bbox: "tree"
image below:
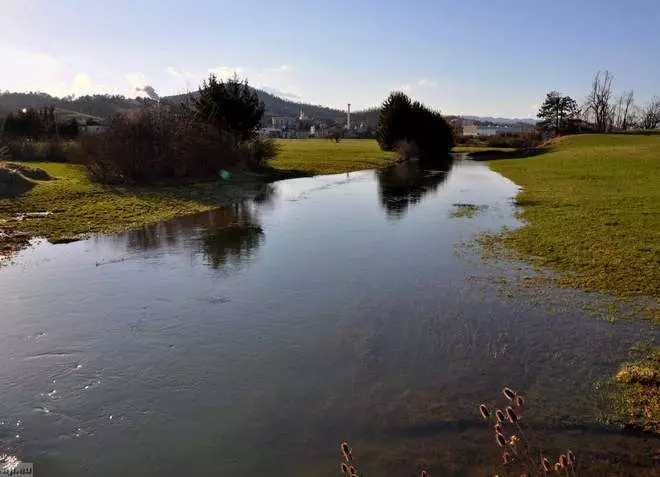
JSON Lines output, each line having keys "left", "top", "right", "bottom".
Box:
{"left": 584, "top": 70, "right": 615, "bottom": 132}
{"left": 537, "top": 91, "right": 579, "bottom": 134}
{"left": 194, "top": 74, "right": 265, "bottom": 140}
{"left": 376, "top": 92, "right": 453, "bottom": 160}
{"left": 614, "top": 91, "right": 635, "bottom": 131}
{"left": 376, "top": 92, "right": 413, "bottom": 151}
{"left": 638, "top": 96, "right": 660, "bottom": 129}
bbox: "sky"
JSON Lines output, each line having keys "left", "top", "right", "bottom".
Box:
{"left": 1, "top": 0, "right": 659, "bottom": 117}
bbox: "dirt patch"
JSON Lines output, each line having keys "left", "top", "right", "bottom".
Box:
{"left": 0, "top": 165, "right": 36, "bottom": 198}
{"left": 4, "top": 163, "right": 52, "bottom": 181}
{"left": 0, "top": 229, "right": 32, "bottom": 262}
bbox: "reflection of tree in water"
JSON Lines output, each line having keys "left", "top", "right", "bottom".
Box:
{"left": 116, "top": 199, "right": 266, "bottom": 270}
{"left": 201, "top": 202, "right": 264, "bottom": 269}
{"left": 376, "top": 157, "right": 454, "bottom": 217}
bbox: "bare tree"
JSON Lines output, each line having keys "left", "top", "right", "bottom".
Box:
{"left": 584, "top": 70, "right": 615, "bottom": 132}
{"left": 614, "top": 91, "right": 635, "bottom": 131}
{"left": 639, "top": 96, "right": 660, "bottom": 129}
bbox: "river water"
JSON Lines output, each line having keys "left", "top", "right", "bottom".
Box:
{"left": 0, "top": 159, "right": 656, "bottom": 476}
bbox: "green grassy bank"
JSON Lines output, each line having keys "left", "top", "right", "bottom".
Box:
{"left": 488, "top": 134, "right": 659, "bottom": 433}
{"left": 487, "top": 134, "right": 659, "bottom": 314}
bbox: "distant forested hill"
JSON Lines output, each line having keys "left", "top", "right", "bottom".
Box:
{"left": 0, "top": 90, "right": 534, "bottom": 125}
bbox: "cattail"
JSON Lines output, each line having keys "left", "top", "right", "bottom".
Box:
{"left": 559, "top": 454, "right": 568, "bottom": 468}
{"left": 340, "top": 442, "right": 352, "bottom": 462}
{"left": 553, "top": 463, "right": 561, "bottom": 472}
{"left": 494, "top": 423, "right": 503, "bottom": 434}
{"left": 502, "top": 451, "right": 511, "bottom": 464}
{"left": 567, "top": 450, "right": 575, "bottom": 465}
{"left": 503, "top": 387, "right": 516, "bottom": 401}
{"left": 495, "top": 409, "right": 506, "bottom": 423}
{"left": 506, "top": 406, "right": 518, "bottom": 423}
{"left": 515, "top": 395, "right": 525, "bottom": 407}
{"left": 542, "top": 457, "right": 552, "bottom": 472}
{"left": 420, "top": 471, "right": 428, "bottom": 477}
{"left": 495, "top": 432, "right": 507, "bottom": 447}
{"left": 341, "top": 463, "right": 349, "bottom": 474}
{"left": 479, "top": 404, "right": 490, "bottom": 420}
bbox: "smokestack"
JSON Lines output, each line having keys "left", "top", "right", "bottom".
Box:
{"left": 347, "top": 103, "right": 351, "bottom": 130}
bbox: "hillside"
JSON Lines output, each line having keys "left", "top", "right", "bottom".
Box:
{"left": 0, "top": 90, "right": 533, "bottom": 125}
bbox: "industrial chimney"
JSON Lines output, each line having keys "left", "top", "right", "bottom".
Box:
{"left": 347, "top": 103, "right": 351, "bottom": 130}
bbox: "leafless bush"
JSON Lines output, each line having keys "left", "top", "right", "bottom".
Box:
{"left": 76, "top": 106, "right": 274, "bottom": 184}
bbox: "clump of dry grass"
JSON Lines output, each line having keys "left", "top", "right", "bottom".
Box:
{"left": 479, "top": 386, "right": 578, "bottom": 476}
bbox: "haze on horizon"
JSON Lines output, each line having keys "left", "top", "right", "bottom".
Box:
{"left": 1, "top": 0, "right": 659, "bottom": 118}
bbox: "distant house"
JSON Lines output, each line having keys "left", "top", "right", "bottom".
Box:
{"left": 76, "top": 118, "right": 107, "bottom": 134}
{"left": 462, "top": 122, "right": 534, "bottom": 137}
{"left": 271, "top": 116, "right": 296, "bottom": 128}
{"left": 258, "top": 127, "right": 282, "bottom": 138}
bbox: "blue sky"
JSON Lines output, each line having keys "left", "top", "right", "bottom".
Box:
{"left": 2, "top": 0, "right": 659, "bottom": 117}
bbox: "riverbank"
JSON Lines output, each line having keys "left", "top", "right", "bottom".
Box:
{"left": 487, "top": 133, "right": 659, "bottom": 433}
{"left": 0, "top": 139, "right": 398, "bottom": 255}
{"left": 487, "top": 134, "right": 659, "bottom": 314}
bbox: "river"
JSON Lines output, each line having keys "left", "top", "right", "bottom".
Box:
{"left": 0, "top": 158, "right": 656, "bottom": 476}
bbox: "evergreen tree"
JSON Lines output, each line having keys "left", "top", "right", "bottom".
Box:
{"left": 376, "top": 92, "right": 453, "bottom": 159}
{"left": 194, "top": 74, "right": 265, "bottom": 140}
{"left": 537, "top": 91, "right": 578, "bottom": 134}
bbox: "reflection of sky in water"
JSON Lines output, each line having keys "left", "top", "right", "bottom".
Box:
{"left": 0, "top": 159, "right": 656, "bottom": 477}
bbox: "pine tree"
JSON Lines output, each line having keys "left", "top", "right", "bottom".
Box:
{"left": 537, "top": 91, "right": 578, "bottom": 134}
{"left": 194, "top": 74, "right": 265, "bottom": 140}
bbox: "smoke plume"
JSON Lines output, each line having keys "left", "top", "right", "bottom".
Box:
{"left": 136, "top": 85, "right": 159, "bottom": 101}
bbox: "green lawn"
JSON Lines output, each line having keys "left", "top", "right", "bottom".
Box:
{"left": 0, "top": 162, "right": 266, "bottom": 243}
{"left": 487, "top": 134, "right": 660, "bottom": 316}
{"left": 270, "top": 139, "right": 397, "bottom": 175}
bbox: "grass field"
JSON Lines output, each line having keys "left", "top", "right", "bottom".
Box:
{"left": 270, "top": 139, "right": 397, "bottom": 175}
{"left": 0, "top": 139, "right": 398, "bottom": 246}
{"left": 487, "top": 134, "right": 660, "bottom": 315}
{"left": 0, "top": 162, "right": 268, "bottom": 245}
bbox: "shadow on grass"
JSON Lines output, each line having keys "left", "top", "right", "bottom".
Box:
{"left": 467, "top": 147, "right": 551, "bottom": 161}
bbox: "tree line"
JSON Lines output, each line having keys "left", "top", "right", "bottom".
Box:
{"left": 538, "top": 70, "right": 660, "bottom": 134}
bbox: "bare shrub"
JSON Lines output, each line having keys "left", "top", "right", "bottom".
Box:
{"left": 77, "top": 106, "right": 273, "bottom": 184}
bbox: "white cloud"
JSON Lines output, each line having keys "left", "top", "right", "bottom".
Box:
{"left": 123, "top": 72, "right": 148, "bottom": 89}
{"left": 393, "top": 84, "right": 411, "bottom": 92}
{"left": 416, "top": 78, "right": 438, "bottom": 87}
{"left": 167, "top": 66, "right": 192, "bottom": 78}
{"left": 208, "top": 66, "right": 244, "bottom": 80}
{"left": 260, "top": 86, "right": 300, "bottom": 100}
{"left": 264, "top": 64, "right": 291, "bottom": 74}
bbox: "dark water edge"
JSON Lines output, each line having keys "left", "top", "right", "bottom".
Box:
{"left": 0, "top": 158, "right": 657, "bottom": 476}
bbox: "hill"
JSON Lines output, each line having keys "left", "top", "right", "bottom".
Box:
{"left": 0, "top": 90, "right": 533, "bottom": 125}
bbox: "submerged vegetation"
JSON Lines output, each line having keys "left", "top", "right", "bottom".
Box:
{"left": 487, "top": 134, "right": 660, "bottom": 320}
{"left": 614, "top": 349, "right": 659, "bottom": 434}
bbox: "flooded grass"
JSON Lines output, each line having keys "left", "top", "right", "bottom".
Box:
{"left": 482, "top": 134, "right": 660, "bottom": 435}
{"left": 449, "top": 203, "right": 488, "bottom": 218}
{"left": 614, "top": 348, "right": 660, "bottom": 434}
{"left": 486, "top": 134, "right": 660, "bottom": 322}
{"left": 0, "top": 162, "right": 267, "bottom": 247}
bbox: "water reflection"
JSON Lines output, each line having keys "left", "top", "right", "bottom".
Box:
{"left": 201, "top": 204, "right": 264, "bottom": 269}
{"left": 111, "top": 202, "right": 265, "bottom": 270}
{"left": 376, "top": 157, "right": 454, "bottom": 217}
